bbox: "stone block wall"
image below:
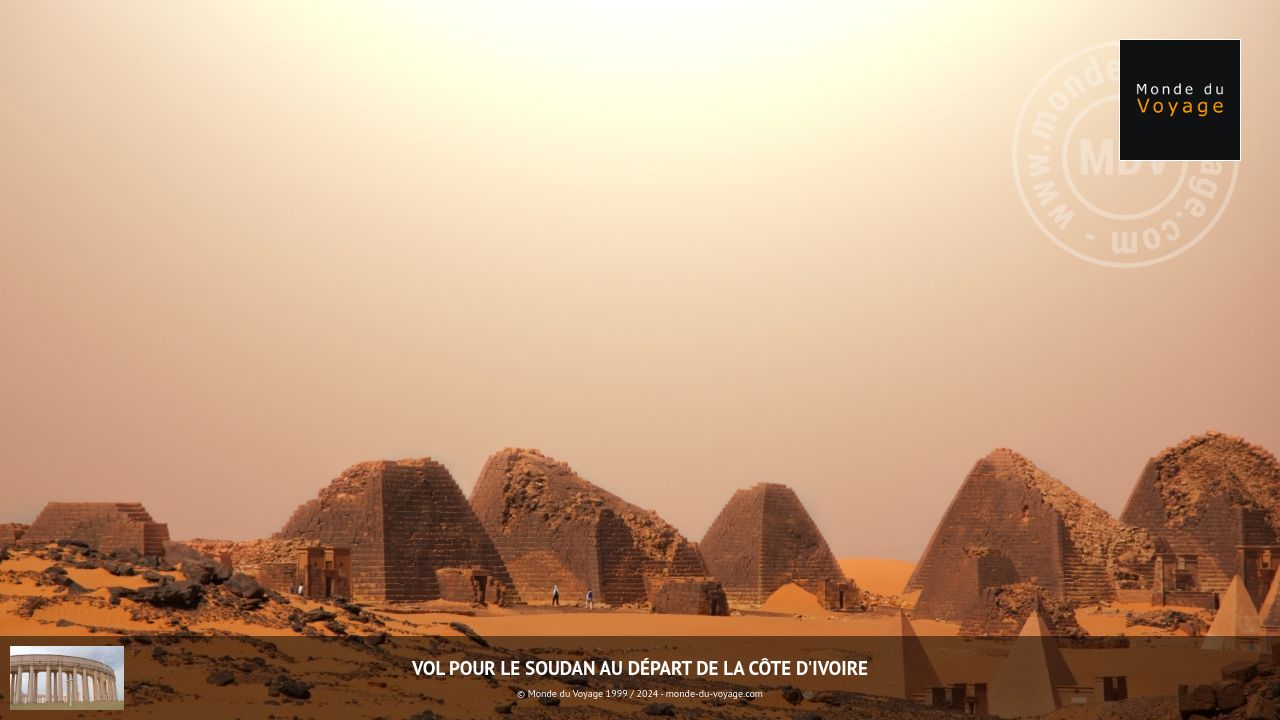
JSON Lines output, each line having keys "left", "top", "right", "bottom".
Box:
{"left": 24, "top": 503, "right": 169, "bottom": 558}
{"left": 258, "top": 562, "right": 297, "bottom": 594}
{"left": 698, "top": 486, "right": 762, "bottom": 603}
{"left": 650, "top": 577, "right": 729, "bottom": 615}
{"left": 0, "top": 523, "right": 27, "bottom": 550}
{"left": 435, "top": 567, "right": 483, "bottom": 603}
{"left": 914, "top": 549, "right": 1018, "bottom": 621}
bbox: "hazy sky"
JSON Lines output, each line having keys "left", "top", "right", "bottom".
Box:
{"left": 2, "top": 2, "right": 1278, "bottom": 560}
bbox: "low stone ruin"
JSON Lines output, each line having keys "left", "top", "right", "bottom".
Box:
{"left": 24, "top": 503, "right": 169, "bottom": 559}
{"left": 648, "top": 577, "right": 729, "bottom": 616}
{"left": 0, "top": 523, "right": 27, "bottom": 550}
{"left": 1122, "top": 432, "right": 1280, "bottom": 595}
{"left": 470, "top": 448, "right": 706, "bottom": 606}
{"left": 435, "top": 567, "right": 509, "bottom": 605}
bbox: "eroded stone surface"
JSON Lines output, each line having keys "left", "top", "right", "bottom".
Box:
{"left": 908, "top": 449, "right": 1155, "bottom": 623}
{"left": 1122, "top": 432, "right": 1280, "bottom": 594}
{"left": 470, "top": 448, "right": 705, "bottom": 605}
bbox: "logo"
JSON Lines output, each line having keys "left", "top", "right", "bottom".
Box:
{"left": 1013, "top": 42, "right": 1238, "bottom": 268}
{"left": 1120, "top": 39, "right": 1240, "bottom": 161}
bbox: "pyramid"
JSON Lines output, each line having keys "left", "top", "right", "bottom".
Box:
{"left": 278, "top": 457, "right": 518, "bottom": 603}
{"left": 1121, "top": 432, "right": 1280, "bottom": 595}
{"left": 1260, "top": 569, "right": 1280, "bottom": 632}
{"left": 24, "top": 502, "right": 169, "bottom": 558}
{"left": 987, "top": 611, "right": 1078, "bottom": 718}
{"left": 907, "top": 449, "right": 1155, "bottom": 621}
{"left": 699, "top": 483, "right": 850, "bottom": 605}
{"left": 469, "top": 448, "right": 705, "bottom": 605}
{"left": 1203, "top": 575, "right": 1262, "bottom": 650}
{"left": 878, "top": 611, "right": 942, "bottom": 700}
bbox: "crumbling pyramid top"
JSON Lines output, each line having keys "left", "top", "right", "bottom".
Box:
{"left": 1137, "top": 432, "right": 1280, "bottom": 531}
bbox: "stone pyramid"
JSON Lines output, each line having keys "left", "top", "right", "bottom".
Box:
{"left": 278, "top": 457, "right": 518, "bottom": 603}
{"left": 879, "top": 610, "right": 942, "bottom": 700}
{"left": 907, "top": 448, "right": 1154, "bottom": 621}
{"left": 469, "top": 448, "right": 705, "bottom": 605}
{"left": 987, "top": 611, "right": 1078, "bottom": 718}
{"left": 1121, "top": 432, "right": 1280, "bottom": 595}
{"left": 1203, "top": 575, "right": 1262, "bottom": 650}
{"left": 25, "top": 502, "right": 169, "bottom": 558}
{"left": 699, "top": 483, "right": 849, "bottom": 605}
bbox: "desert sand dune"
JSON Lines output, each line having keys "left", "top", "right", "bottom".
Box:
{"left": 839, "top": 557, "right": 916, "bottom": 596}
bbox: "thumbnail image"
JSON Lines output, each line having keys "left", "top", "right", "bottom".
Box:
{"left": 9, "top": 645, "right": 124, "bottom": 711}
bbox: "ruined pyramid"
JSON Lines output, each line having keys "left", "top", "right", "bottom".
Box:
{"left": 0, "top": 523, "right": 27, "bottom": 551}
{"left": 1203, "top": 575, "right": 1262, "bottom": 651}
{"left": 24, "top": 502, "right": 169, "bottom": 559}
{"left": 699, "top": 483, "right": 850, "bottom": 606}
{"left": 469, "top": 448, "right": 705, "bottom": 605}
{"left": 988, "top": 611, "right": 1079, "bottom": 718}
{"left": 907, "top": 448, "right": 1155, "bottom": 622}
{"left": 1121, "top": 432, "right": 1280, "bottom": 595}
{"left": 278, "top": 457, "right": 519, "bottom": 603}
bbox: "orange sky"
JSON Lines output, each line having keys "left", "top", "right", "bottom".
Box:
{"left": 2, "top": 2, "right": 1278, "bottom": 559}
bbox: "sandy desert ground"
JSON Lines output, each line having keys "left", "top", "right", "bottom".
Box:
{"left": 3, "top": 547, "right": 1263, "bottom": 719}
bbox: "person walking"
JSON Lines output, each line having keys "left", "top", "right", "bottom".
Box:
{"left": 551, "top": 584, "right": 560, "bottom": 606}
{"left": 586, "top": 588, "right": 594, "bottom": 610}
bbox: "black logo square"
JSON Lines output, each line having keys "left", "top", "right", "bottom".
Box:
{"left": 1120, "top": 39, "right": 1240, "bottom": 161}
